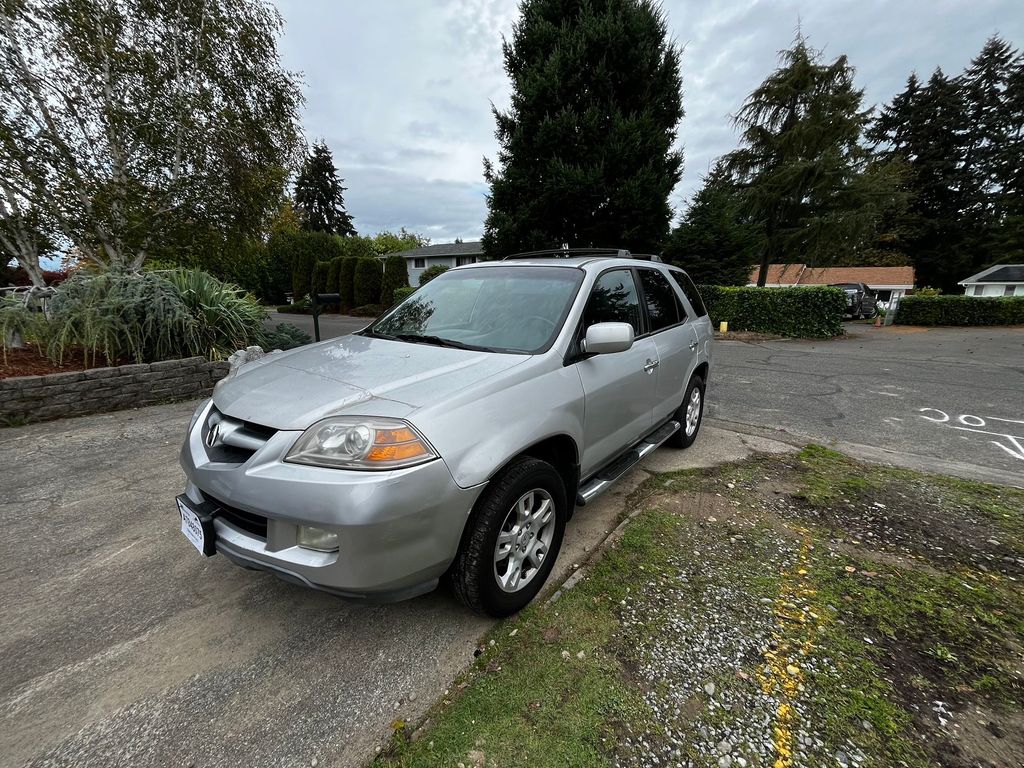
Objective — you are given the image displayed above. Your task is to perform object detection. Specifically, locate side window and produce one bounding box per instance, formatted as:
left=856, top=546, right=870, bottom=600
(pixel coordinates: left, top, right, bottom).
left=668, top=269, right=708, bottom=317
left=584, top=269, right=642, bottom=335
left=413, top=258, right=426, bottom=269
left=638, top=269, right=682, bottom=332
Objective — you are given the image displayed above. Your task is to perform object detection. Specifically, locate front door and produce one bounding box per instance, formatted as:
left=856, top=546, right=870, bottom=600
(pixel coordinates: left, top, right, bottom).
left=575, top=268, right=659, bottom=477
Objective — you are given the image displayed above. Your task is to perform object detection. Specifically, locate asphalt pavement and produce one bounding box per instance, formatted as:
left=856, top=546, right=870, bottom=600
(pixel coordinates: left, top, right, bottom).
left=0, top=403, right=791, bottom=767
left=708, top=323, right=1024, bottom=486
left=266, top=310, right=369, bottom=341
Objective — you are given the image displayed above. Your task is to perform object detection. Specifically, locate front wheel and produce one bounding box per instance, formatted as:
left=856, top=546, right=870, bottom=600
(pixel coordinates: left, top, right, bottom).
left=449, top=457, right=566, bottom=617
left=666, top=374, right=705, bottom=449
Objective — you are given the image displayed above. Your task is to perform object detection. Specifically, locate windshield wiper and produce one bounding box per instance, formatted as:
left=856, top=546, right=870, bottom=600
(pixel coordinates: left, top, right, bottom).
left=394, top=333, right=479, bottom=351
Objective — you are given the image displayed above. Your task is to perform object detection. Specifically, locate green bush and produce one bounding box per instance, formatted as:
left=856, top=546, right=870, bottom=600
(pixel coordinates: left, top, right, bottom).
left=380, top=255, right=409, bottom=309
left=393, top=286, right=415, bottom=305
left=326, top=258, right=342, bottom=298
left=350, top=303, right=382, bottom=317
left=895, top=295, right=1024, bottom=326
left=313, top=260, right=332, bottom=297
left=164, top=268, right=269, bottom=359
left=354, top=257, right=383, bottom=307
left=418, top=264, right=449, bottom=286
left=288, top=231, right=345, bottom=301
left=262, top=322, right=311, bottom=350
left=275, top=299, right=310, bottom=314
left=698, top=285, right=846, bottom=338
left=41, top=269, right=269, bottom=364
left=338, top=257, right=357, bottom=310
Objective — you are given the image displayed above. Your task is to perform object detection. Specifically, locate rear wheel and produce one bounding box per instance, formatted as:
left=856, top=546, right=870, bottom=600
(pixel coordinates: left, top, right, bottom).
left=666, top=375, right=705, bottom=449
left=449, top=457, right=566, bottom=617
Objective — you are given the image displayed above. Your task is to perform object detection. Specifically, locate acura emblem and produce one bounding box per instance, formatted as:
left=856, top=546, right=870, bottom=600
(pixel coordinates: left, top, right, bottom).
left=205, top=421, right=222, bottom=448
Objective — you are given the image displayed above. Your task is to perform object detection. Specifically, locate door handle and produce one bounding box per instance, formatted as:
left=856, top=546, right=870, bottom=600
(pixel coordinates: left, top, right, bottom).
left=643, top=359, right=659, bottom=373
left=689, top=340, right=698, bottom=351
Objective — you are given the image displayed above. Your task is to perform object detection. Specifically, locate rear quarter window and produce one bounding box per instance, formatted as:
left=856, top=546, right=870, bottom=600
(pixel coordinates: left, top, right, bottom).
left=667, top=270, right=708, bottom=317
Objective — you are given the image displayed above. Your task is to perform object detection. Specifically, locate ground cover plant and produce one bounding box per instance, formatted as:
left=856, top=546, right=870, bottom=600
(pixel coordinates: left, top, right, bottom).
left=378, top=448, right=1024, bottom=768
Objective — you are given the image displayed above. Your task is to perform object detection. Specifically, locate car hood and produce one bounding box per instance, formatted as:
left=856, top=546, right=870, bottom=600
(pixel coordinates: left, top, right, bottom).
left=213, top=334, right=528, bottom=430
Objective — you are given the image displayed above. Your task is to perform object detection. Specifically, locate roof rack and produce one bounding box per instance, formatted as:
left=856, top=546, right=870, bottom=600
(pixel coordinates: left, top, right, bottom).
left=503, top=247, right=632, bottom=261
left=502, top=247, right=664, bottom=263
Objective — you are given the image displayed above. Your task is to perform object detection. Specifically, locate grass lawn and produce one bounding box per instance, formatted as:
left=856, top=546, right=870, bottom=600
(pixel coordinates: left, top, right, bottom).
left=376, top=447, right=1024, bottom=768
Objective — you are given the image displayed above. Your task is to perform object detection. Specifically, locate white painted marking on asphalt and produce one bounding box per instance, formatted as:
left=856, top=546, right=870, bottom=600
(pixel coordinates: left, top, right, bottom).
left=871, top=391, right=901, bottom=397
left=917, top=408, right=1024, bottom=463
left=918, top=408, right=949, bottom=423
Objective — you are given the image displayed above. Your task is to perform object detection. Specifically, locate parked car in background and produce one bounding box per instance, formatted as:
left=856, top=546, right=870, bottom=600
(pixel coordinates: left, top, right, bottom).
left=178, top=249, right=713, bottom=616
left=830, top=282, right=878, bottom=319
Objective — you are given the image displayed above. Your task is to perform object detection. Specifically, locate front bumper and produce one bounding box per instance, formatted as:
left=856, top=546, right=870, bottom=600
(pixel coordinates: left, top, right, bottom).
left=179, top=402, right=486, bottom=600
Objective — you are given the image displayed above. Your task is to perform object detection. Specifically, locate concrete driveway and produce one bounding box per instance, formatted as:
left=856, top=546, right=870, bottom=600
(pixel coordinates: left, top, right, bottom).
left=0, top=404, right=789, bottom=767
left=709, top=323, right=1024, bottom=486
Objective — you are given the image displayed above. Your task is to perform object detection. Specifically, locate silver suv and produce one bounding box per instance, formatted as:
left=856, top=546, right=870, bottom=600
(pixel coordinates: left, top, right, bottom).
left=178, top=251, right=713, bottom=616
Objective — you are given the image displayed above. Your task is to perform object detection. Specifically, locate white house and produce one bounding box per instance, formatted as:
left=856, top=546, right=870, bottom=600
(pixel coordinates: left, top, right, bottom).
left=391, top=240, right=485, bottom=286
left=958, top=264, right=1024, bottom=297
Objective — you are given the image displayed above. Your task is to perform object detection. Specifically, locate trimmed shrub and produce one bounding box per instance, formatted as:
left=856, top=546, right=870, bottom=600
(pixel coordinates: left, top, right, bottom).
left=393, top=286, right=415, bottom=305
left=338, top=257, right=357, bottom=310
left=354, top=257, right=382, bottom=307
left=418, top=264, right=449, bottom=286
left=350, top=303, right=382, bottom=317
left=895, top=295, right=1024, bottom=326
left=380, top=255, right=409, bottom=309
left=289, top=231, right=345, bottom=301
left=275, top=300, right=310, bottom=314
left=263, top=322, right=312, bottom=350
left=326, top=258, right=342, bottom=298
left=312, top=260, right=332, bottom=297
left=698, top=285, right=846, bottom=338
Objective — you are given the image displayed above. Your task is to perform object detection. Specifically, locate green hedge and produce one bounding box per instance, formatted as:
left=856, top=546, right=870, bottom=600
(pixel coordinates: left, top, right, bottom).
left=393, top=286, right=415, bottom=304
left=896, top=295, right=1024, bottom=325
left=354, top=258, right=382, bottom=307
left=697, top=285, right=846, bottom=338
left=338, top=257, right=357, bottom=310
left=380, top=255, right=409, bottom=309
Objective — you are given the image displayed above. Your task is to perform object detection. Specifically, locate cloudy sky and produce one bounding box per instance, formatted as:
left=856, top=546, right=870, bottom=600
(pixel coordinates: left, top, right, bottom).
left=275, top=0, right=1023, bottom=244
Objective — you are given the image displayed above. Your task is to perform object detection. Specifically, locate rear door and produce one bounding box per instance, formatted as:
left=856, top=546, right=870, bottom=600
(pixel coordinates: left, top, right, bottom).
left=636, top=267, right=697, bottom=425
left=575, top=268, right=659, bottom=477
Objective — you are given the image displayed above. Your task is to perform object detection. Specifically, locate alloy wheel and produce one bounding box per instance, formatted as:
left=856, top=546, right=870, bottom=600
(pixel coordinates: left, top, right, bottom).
left=494, top=488, right=556, bottom=593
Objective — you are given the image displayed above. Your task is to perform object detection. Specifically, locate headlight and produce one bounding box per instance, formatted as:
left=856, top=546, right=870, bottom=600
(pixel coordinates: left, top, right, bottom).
left=285, top=417, right=437, bottom=470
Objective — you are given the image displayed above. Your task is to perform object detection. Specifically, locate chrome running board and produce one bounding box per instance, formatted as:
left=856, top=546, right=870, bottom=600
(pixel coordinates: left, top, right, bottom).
left=575, top=419, right=680, bottom=506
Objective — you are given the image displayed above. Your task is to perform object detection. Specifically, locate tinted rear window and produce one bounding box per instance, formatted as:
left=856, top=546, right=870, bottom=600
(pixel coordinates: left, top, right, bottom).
left=638, top=269, right=682, bottom=332
left=668, top=270, right=707, bottom=317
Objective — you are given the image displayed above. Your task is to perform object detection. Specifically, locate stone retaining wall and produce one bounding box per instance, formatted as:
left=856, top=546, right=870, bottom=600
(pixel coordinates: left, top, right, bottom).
left=0, top=356, right=230, bottom=424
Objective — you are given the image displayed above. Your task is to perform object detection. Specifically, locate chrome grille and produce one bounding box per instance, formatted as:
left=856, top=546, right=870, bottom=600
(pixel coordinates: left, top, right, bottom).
left=201, top=407, right=276, bottom=463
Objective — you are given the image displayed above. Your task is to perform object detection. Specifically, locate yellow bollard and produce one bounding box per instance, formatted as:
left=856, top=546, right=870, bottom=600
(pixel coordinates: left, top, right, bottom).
left=719, top=321, right=728, bottom=333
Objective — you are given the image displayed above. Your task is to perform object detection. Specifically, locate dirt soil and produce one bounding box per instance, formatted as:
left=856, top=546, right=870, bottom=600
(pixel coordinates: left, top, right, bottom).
left=0, top=344, right=125, bottom=379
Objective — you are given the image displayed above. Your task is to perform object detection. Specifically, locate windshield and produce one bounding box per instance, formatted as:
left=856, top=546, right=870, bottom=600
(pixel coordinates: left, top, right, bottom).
left=368, top=266, right=584, bottom=353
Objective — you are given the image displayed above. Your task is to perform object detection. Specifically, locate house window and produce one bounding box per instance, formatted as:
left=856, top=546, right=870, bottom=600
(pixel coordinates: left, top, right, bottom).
left=413, top=258, right=425, bottom=269
left=1004, top=285, right=1016, bottom=297
left=456, top=256, right=476, bottom=266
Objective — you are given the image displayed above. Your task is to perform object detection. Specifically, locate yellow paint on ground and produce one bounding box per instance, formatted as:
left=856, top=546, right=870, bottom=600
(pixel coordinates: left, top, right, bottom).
left=756, top=526, right=821, bottom=768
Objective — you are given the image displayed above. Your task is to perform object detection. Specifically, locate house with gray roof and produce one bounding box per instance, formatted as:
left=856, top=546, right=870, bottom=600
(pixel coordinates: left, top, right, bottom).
left=391, top=240, right=484, bottom=286
left=959, top=264, right=1024, bottom=297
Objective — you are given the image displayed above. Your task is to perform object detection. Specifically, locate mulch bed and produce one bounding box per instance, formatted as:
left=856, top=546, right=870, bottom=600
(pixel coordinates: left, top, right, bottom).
left=0, top=344, right=126, bottom=379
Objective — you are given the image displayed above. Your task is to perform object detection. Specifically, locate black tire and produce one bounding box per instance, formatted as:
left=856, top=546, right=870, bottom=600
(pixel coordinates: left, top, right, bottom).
left=449, top=457, right=566, bottom=617
left=666, top=374, right=705, bottom=449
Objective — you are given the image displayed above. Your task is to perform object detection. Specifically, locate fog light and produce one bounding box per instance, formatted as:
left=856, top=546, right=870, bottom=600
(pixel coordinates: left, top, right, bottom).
left=297, top=525, right=339, bottom=552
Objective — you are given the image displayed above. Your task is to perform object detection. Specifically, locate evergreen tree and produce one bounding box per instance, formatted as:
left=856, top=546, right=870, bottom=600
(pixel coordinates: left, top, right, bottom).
left=726, top=33, right=895, bottom=285
left=482, top=0, right=684, bottom=256
left=663, top=163, right=760, bottom=285
left=294, top=141, right=357, bottom=236
left=380, top=255, right=410, bottom=308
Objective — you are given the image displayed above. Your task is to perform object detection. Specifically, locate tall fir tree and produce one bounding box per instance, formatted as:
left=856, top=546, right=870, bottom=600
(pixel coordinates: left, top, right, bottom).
left=294, top=141, right=357, bottom=237
left=726, top=33, right=896, bottom=285
left=663, top=162, right=760, bottom=285
left=870, top=36, right=1024, bottom=290
left=482, top=0, right=684, bottom=256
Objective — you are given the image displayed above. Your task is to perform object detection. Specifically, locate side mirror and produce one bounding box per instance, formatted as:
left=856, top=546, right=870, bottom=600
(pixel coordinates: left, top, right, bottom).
left=583, top=322, right=634, bottom=355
